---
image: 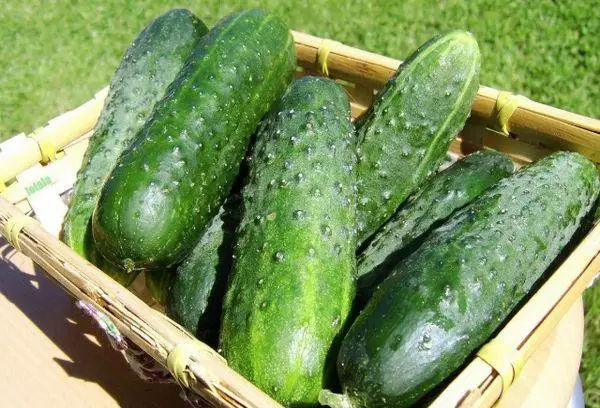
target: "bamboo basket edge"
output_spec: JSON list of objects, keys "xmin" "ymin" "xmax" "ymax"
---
[{"xmin": 3, "ymin": 31, "xmax": 600, "ymax": 187}]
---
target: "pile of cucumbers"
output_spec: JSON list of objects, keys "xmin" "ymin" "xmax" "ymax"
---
[{"xmin": 62, "ymin": 8, "xmax": 600, "ymax": 408}]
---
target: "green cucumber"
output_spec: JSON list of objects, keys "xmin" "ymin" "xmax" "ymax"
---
[
  {"xmin": 356, "ymin": 31, "xmax": 481, "ymax": 245},
  {"xmin": 165, "ymin": 209, "xmax": 225, "ymax": 341},
  {"xmin": 62, "ymin": 9, "xmax": 208, "ymax": 265},
  {"xmin": 325, "ymin": 152, "xmax": 599, "ymax": 408},
  {"xmin": 92, "ymin": 9, "xmax": 296, "ymax": 272},
  {"xmin": 166, "ymin": 195, "xmax": 240, "ymax": 346},
  {"xmin": 357, "ymin": 150, "xmax": 513, "ymax": 296},
  {"xmin": 220, "ymin": 77, "xmax": 357, "ymax": 406}
]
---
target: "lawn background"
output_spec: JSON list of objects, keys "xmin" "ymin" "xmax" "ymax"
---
[{"xmin": 1, "ymin": 0, "xmax": 599, "ymax": 405}]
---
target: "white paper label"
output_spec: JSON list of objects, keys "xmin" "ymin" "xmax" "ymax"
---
[{"xmin": 16, "ymin": 164, "xmax": 67, "ymax": 237}]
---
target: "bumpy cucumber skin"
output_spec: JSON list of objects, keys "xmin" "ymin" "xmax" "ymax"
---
[
  {"xmin": 62, "ymin": 9, "xmax": 207, "ymax": 263},
  {"xmin": 92, "ymin": 9, "xmax": 296, "ymax": 272},
  {"xmin": 166, "ymin": 197, "xmax": 240, "ymax": 345},
  {"xmin": 221, "ymin": 77, "xmax": 357, "ymax": 406},
  {"xmin": 357, "ymin": 150, "xmax": 514, "ymax": 295},
  {"xmin": 356, "ymin": 31, "xmax": 481, "ymax": 245},
  {"xmin": 337, "ymin": 152, "xmax": 600, "ymax": 408},
  {"xmin": 166, "ymin": 209, "xmax": 224, "ymax": 338}
]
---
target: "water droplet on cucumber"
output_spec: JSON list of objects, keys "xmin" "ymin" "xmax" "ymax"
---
[
  {"xmin": 293, "ymin": 210, "xmax": 305, "ymax": 220},
  {"xmin": 273, "ymin": 251, "xmax": 285, "ymax": 263}
]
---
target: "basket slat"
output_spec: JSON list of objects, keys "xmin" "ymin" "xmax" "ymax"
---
[{"xmin": 0, "ymin": 88, "xmax": 107, "ymax": 185}]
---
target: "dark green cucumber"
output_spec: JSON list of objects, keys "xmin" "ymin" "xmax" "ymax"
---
[
  {"xmin": 62, "ymin": 9, "xmax": 208, "ymax": 265},
  {"xmin": 357, "ymin": 150, "xmax": 513, "ymax": 295},
  {"xmin": 220, "ymin": 77, "xmax": 357, "ymax": 406},
  {"xmin": 356, "ymin": 31, "xmax": 481, "ymax": 245},
  {"xmin": 325, "ymin": 152, "xmax": 599, "ymax": 408},
  {"xmin": 92, "ymin": 9, "xmax": 296, "ymax": 272},
  {"xmin": 166, "ymin": 196, "xmax": 240, "ymax": 345},
  {"xmin": 165, "ymin": 209, "xmax": 224, "ymax": 339}
]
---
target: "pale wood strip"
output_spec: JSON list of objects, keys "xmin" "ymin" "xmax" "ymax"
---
[{"xmin": 0, "ymin": 87, "xmax": 107, "ymax": 184}]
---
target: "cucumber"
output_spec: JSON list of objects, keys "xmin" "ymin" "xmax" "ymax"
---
[
  {"xmin": 357, "ymin": 150, "xmax": 513, "ymax": 296},
  {"xmin": 92, "ymin": 9, "xmax": 296, "ymax": 272},
  {"xmin": 220, "ymin": 77, "xmax": 357, "ymax": 406},
  {"xmin": 356, "ymin": 31, "xmax": 481, "ymax": 245},
  {"xmin": 324, "ymin": 152, "xmax": 599, "ymax": 408},
  {"xmin": 166, "ymin": 195, "xmax": 240, "ymax": 346},
  {"xmin": 165, "ymin": 209, "xmax": 225, "ymax": 341},
  {"xmin": 62, "ymin": 9, "xmax": 208, "ymax": 264}
]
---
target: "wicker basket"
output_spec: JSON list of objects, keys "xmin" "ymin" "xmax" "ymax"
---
[{"xmin": 1, "ymin": 30, "xmax": 599, "ymax": 408}]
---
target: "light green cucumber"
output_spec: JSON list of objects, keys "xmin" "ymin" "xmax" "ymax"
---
[
  {"xmin": 356, "ymin": 31, "xmax": 481, "ymax": 245},
  {"xmin": 220, "ymin": 77, "xmax": 357, "ymax": 406}
]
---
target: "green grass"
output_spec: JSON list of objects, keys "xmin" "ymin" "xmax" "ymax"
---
[
  {"xmin": 1, "ymin": 0, "xmax": 599, "ymax": 405},
  {"xmin": 2, "ymin": 0, "xmax": 599, "ymax": 139}
]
